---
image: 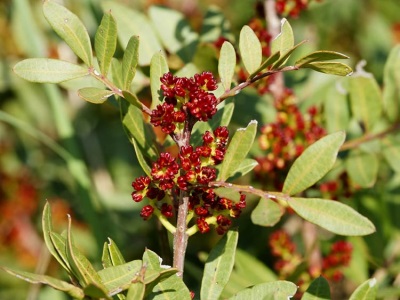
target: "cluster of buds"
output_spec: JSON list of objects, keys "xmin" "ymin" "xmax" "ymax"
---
[
  {"xmin": 322, "ymin": 240, "xmax": 353, "ymax": 281},
  {"xmin": 275, "ymin": 0, "xmax": 322, "ymax": 18},
  {"xmin": 254, "ymin": 89, "xmax": 326, "ymax": 189},
  {"xmin": 150, "ymin": 72, "xmax": 218, "ymax": 134}
]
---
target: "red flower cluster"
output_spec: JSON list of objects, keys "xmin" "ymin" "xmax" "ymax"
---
[
  {"xmin": 322, "ymin": 240, "xmax": 352, "ymax": 281},
  {"xmin": 275, "ymin": 0, "xmax": 321, "ymax": 18},
  {"xmin": 254, "ymin": 89, "xmax": 326, "ymax": 189},
  {"xmin": 150, "ymin": 72, "xmax": 218, "ymax": 134},
  {"xmin": 131, "ymin": 126, "xmax": 246, "ymax": 234}
]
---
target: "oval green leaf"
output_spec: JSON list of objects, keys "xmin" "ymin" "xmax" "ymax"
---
[
  {"xmin": 349, "ymin": 278, "xmax": 377, "ymax": 300},
  {"xmin": 122, "ymin": 90, "xmax": 143, "ymax": 109},
  {"xmin": 229, "ymin": 280, "xmax": 297, "ymax": 300},
  {"xmin": 324, "ymin": 84, "xmax": 350, "ymax": 133},
  {"xmin": 219, "ymin": 41, "xmax": 236, "ymax": 91},
  {"xmin": 296, "ymin": 50, "xmax": 349, "ymax": 67},
  {"xmin": 127, "ymin": 282, "xmax": 145, "ymax": 300},
  {"xmin": 95, "ymin": 11, "xmax": 117, "ymax": 75},
  {"xmin": 43, "ymin": 0, "xmax": 92, "ymax": 66},
  {"xmin": 271, "ymin": 18, "xmax": 294, "ymax": 63},
  {"xmin": 14, "ymin": 58, "xmax": 88, "ymax": 83},
  {"xmin": 382, "ymin": 45, "xmax": 400, "ymax": 122},
  {"xmin": 78, "ymin": 88, "xmax": 114, "ymax": 104},
  {"xmin": 301, "ymin": 62, "xmax": 353, "ymax": 76},
  {"xmin": 302, "ymin": 276, "xmax": 331, "ymax": 300},
  {"xmin": 218, "ymin": 120, "xmax": 257, "ymax": 181},
  {"xmin": 288, "ymin": 197, "xmax": 376, "ymax": 236},
  {"xmin": 201, "ymin": 229, "xmax": 238, "ymax": 300},
  {"xmin": 150, "ymin": 52, "xmax": 169, "ymax": 109},
  {"xmin": 283, "ymin": 131, "xmax": 345, "ymax": 195},
  {"xmin": 251, "ymin": 198, "xmax": 284, "ymax": 227},
  {"xmin": 122, "ymin": 36, "xmax": 140, "ymax": 90},
  {"xmin": 346, "ymin": 151, "xmax": 378, "ymax": 188},
  {"xmin": 239, "ymin": 25, "xmax": 262, "ymax": 75}
]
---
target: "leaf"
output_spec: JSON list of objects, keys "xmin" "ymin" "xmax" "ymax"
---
[
  {"xmin": 214, "ymin": 188, "xmax": 241, "ymax": 202},
  {"xmin": 1, "ymin": 267, "xmax": 84, "ymax": 299},
  {"xmin": 251, "ymin": 198, "xmax": 284, "ymax": 227},
  {"xmin": 102, "ymin": 1, "xmax": 164, "ymax": 66},
  {"xmin": 150, "ymin": 52, "xmax": 169, "ymax": 110},
  {"xmin": 42, "ymin": 202, "xmax": 71, "ymax": 273},
  {"xmin": 218, "ymin": 120, "xmax": 257, "ymax": 181},
  {"xmin": 219, "ymin": 41, "xmax": 236, "ymax": 90},
  {"xmin": 272, "ymin": 40, "xmax": 307, "ymax": 69},
  {"xmin": 131, "ymin": 137, "xmax": 152, "ymax": 176},
  {"xmin": 382, "ymin": 45, "xmax": 400, "ymax": 122},
  {"xmin": 349, "ymin": 278, "xmax": 377, "ymax": 300},
  {"xmin": 382, "ymin": 139, "xmax": 400, "ymax": 173},
  {"xmin": 229, "ymin": 158, "xmax": 259, "ymax": 180},
  {"xmin": 122, "ymin": 90, "xmax": 143, "ymax": 109},
  {"xmin": 323, "ymin": 83, "xmax": 350, "ymax": 133},
  {"xmin": 282, "ymin": 131, "xmax": 345, "ymax": 195},
  {"xmin": 296, "ymin": 50, "xmax": 350, "ymax": 66},
  {"xmin": 122, "ymin": 36, "xmax": 140, "ymax": 90},
  {"xmin": 13, "ymin": 58, "xmax": 88, "ymax": 83},
  {"xmin": 248, "ymin": 51, "xmax": 280, "ymax": 79},
  {"xmin": 239, "ymin": 25, "xmax": 262, "ymax": 75},
  {"xmin": 84, "ymin": 284, "xmax": 111, "ymax": 299},
  {"xmin": 345, "ymin": 151, "xmax": 378, "ymax": 188},
  {"xmin": 302, "ymin": 276, "xmax": 331, "ymax": 300},
  {"xmin": 300, "ymin": 62, "xmax": 353, "ymax": 76},
  {"xmin": 288, "ymin": 197, "xmax": 376, "ymax": 236},
  {"xmin": 348, "ymin": 74, "xmax": 383, "ymax": 132},
  {"xmin": 78, "ymin": 88, "xmax": 114, "ymax": 104},
  {"xmin": 49, "ymin": 232, "xmax": 73, "ymax": 275},
  {"xmin": 229, "ymin": 280, "xmax": 297, "ymax": 300},
  {"xmin": 201, "ymin": 229, "xmax": 238, "ymax": 300},
  {"xmin": 127, "ymin": 282, "xmax": 145, "ymax": 300},
  {"xmin": 102, "ymin": 238, "xmax": 126, "ymax": 269},
  {"xmin": 95, "ymin": 11, "xmax": 117, "ymax": 75},
  {"xmin": 148, "ymin": 6, "xmax": 199, "ymax": 63},
  {"xmin": 43, "ymin": 0, "xmax": 92, "ymax": 66},
  {"xmin": 271, "ymin": 18, "xmax": 294, "ymax": 64}
]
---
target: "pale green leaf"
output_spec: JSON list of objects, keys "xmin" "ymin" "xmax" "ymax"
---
[
  {"xmin": 229, "ymin": 280, "xmax": 297, "ymax": 300},
  {"xmin": 271, "ymin": 18, "xmax": 294, "ymax": 64},
  {"xmin": 301, "ymin": 62, "xmax": 353, "ymax": 76},
  {"xmin": 102, "ymin": 238, "xmax": 126, "ymax": 269},
  {"xmin": 283, "ymin": 131, "xmax": 345, "ymax": 195},
  {"xmin": 83, "ymin": 284, "xmax": 110, "ymax": 299},
  {"xmin": 102, "ymin": 242, "xmax": 113, "ymax": 269},
  {"xmin": 102, "ymin": 1, "xmax": 164, "ymax": 66},
  {"xmin": 49, "ymin": 232, "xmax": 73, "ymax": 275},
  {"xmin": 43, "ymin": 0, "xmax": 92, "ymax": 66},
  {"xmin": 201, "ymin": 229, "xmax": 238, "ymax": 300},
  {"xmin": 296, "ymin": 50, "xmax": 349, "ymax": 66},
  {"xmin": 382, "ymin": 138, "xmax": 400, "ymax": 173},
  {"xmin": 302, "ymin": 276, "xmax": 331, "ymax": 300},
  {"xmin": 324, "ymin": 84, "xmax": 350, "ymax": 133},
  {"xmin": 229, "ymin": 158, "xmax": 259, "ymax": 180},
  {"xmin": 122, "ymin": 36, "xmax": 139, "ymax": 90},
  {"xmin": 214, "ymin": 188, "xmax": 241, "ymax": 202},
  {"xmin": 382, "ymin": 45, "xmax": 400, "ymax": 122},
  {"xmin": 200, "ymin": 6, "xmax": 234, "ymax": 43},
  {"xmin": 251, "ymin": 198, "xmax": 284, "ymax": 227},
  {"xmin": 288, "ymin": 197, "xmax": 376, "ymax": 236},
  {"xmin": 148, "ymin": 6, "xmax": 198, "ymax": 63},
  {"xmin": 150, "ymin": 52, "xmax": 169, "ymax": 110},
  {"xmin": 219, "ymin": 41, "xmax": 236, "ymax": 90},
  {"xmin": 122, "ymin": 90, "xmax": 143, "ymax": 109},
  {"xmin": 248, "ymin": 51, "xmax": 280, "ymax": 79},
  {"xmin": 127, "ymin": 282, "xmax": 145, "ymax": 300},
  {"xmin": 13, "ymin": 58, "xmax": 88, "ymax": 83},
  {"xmin": 348, "ymin": 74, "xmax": 383, "ymax": 132},
  {"xmin": 349, "ymin": 278, "xmax": 377, "ymax": 300},
  {"xmin": 111, "ymin": 58, "xmax": 123, "ymax": 88},
  {"xmin": 272, "ymin": 40, "xmax": 307, "ymax": 69},
  {"xmin": 218, "ymin": 120, "xmax": 257, "ymax": 181},
  {"xmin": 78, "ymin": 88, "xmax": 114, "ymax": 104},
  {"xmin": 239, "ymin": 25, "xmax": 262, "ymax": 75},
  {"xmin": 1, "ymin": 267, "xmax": 84, "ymax": 299},
  {"xmin": 95, "ymin": 11, "xmax": 117, "ymax": 75},
  {"xmin": 346, "ymin": 151, "xmax": 378, "ymax": 188}
]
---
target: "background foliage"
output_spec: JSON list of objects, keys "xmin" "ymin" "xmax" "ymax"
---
[{"xmin": 0, "ymin": 0, "xmax": 400, "ymax": 299}]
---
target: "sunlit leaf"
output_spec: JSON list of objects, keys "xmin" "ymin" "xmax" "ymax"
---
[
  {"xmin": 201, "ymin": 229, "xmax": 238, "ymax": 300},
  {"xmin": 302, "ymin": 276, "xmax": 331, "ymax": 300},
  {"xmin": 102, "ymin": 238, "xmax": 126, "ymax": 269},
  {"xmin": 272, "ymin": 40, "xmax": 307, "ymax": 69},
  {"xmin": 249, "ymin": 51, "xmax": 280, "ymax": 79},
  {"xmin": 218, "ymin": 120, "xmax": 257, "ymax": 181},
  {"xmin": 228, "ymin": 280, "xmax": 297, "ymax": 300},
  {"xmin": 49, "ymin": 232, "xmax": 73, "ymax": 275},
  {"xmin": 78, "ymin": 88, "xmax": 114, "ymax": 104},
  {"xmin": 349, "ymin": 278, "xmax": 377, "ymax": 300},
  {"xmin": 251, "ymin": 198, "xmax": 284, "ymax": 227},
  {"xmin": 348, "ymin": 74, "xmax": 383, "ymax": 132},
  {"xmin": 150, "ymin": 52, "xmax": 169, "ymax": 110},
  {"xmin": 283, "ymin": 131, "xmax": 345, "ymax": 195},
  {"xmin": 1, "ymin": 267, "xmax": 84, "ymax": 299},
  {"xmin": 271, "ymin": 18, "xmax": 294, "ymax": 64},
  {"xmin": 13, "ymin": 59, "xmax": 88, "ymax": 83},
  {"xmin": 288, "ymin": 197, "xmax": 376, "ymax": 236},
  {"xmin": 95, "ymin": 11, "xmax": 117, "ymax": 75},
  {"xmin": 127, "ymin": 282, "xmax": 145, "ymax": 300},
  {"xmin": 229, "ymin": 158, "xmax": 259, "ymax": 180},
  {"xmin": 122, "ymin": 90, "xmax": 143, "ymax": 109},
  {"xmin": 383, "ymin": 45, "xmax": 400, "ymax": 122},
  {"xmin": 239, "ymin": 25, "xmax": 262, "ymax": 75},
  {"xmin": 102, "ymin": 1, "xmax": 164, "ymax": 66},
  {"xmin": 346, "ymin": 151, "xmax": 378, "ymax": 188},
  {"xmin": 296, "ymin": 50, "xmax": 349, "ymax": 66},
  {"xmin": 324, "ymin": 83, "xmax": 350, "ymax": 132},
  {"xmin": 219, "ymin": 41, "xmax": 236, "ymax": 90},
  {"xmin": 43, "ymin": 0, "xmax": 92, "ymax": 66},
  {"xmin": 122, "ymin": 36, "xmax": 139, "ymax": 90},
  {"xmin": 301, "ymin": 62, "xmax": 353, "ymax": 76}
]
